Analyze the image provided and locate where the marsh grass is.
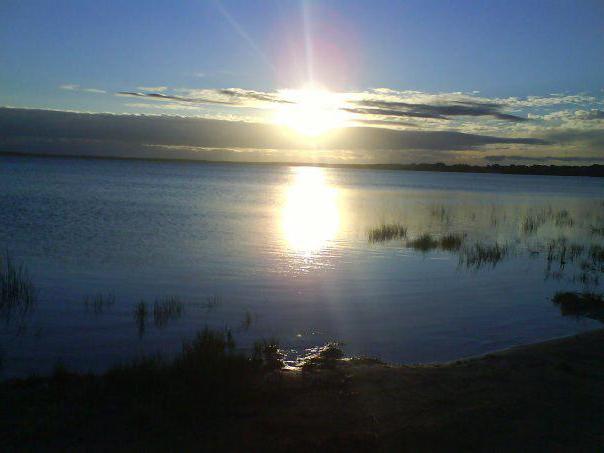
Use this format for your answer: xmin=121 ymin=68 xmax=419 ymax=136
xmin=133 ymin=300 xmax=148 ymax=337
xmin=521 ymin=207 xmax=575 ymax=235
xmin=0 ymin=252 xmax=36 ymax=324
xmin=552 ymin=291 xmax=604 ymax=320
xmin=521 ymin=212 xmax=548 ymax=234
xmin=407 ymin=233 xmax=439 ymax=251
xmin=546 ymin=238 xmax=586 ymax=271
xmin=368 ymin=223 xmax=407 ymax=243
xmin=240 ymin=309 xmax=254 ymax=331
xmin=101 ymin=327 xmax=276 ymax=421
xmin=203 ymin=294 xmax=221 ymax=310
xmin=0 ymin=253 xmax=36 ymax=311
xmin=153 ymin=296 xmax=184 ymax=328
xmin=406 ymin=232 xmax=465 ymax=252
xmin=252 ymin=338 xmax=284 ymax=370
xmin=553 ymin=209 xmax=574 ymax=227
xmin=591 ymin=226 xmax=604 ymax=237
xmin=590 ymin=245 xmax=604 ymax=265
xmin=430 ymin=205 xmax=451 ymax=224
xmin=84 ymin=293 xmax=115 ymax=314
xmin=439 ymin=233 xmax=466 ymax=251
xmin=459 ymin=243 xmax=508 ymax=269
xmin=299 ymin=342 xmax=344 ymax=370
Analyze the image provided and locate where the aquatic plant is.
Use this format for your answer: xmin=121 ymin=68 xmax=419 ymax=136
xmin=368 ymin=223 xmax=407 ymax=243
xmin=0 ymin=252 xmax=36 ymax=323
xmin=99 ymin=327 xmax=279 ymax=422
xmin=84 ymin=292 xmax=116 ymax=314
xmin=0 ymin=253 xmax=36 ymax=308
xmin=407 ymin=233 xmax=439 ymax=252
xmin=430 ymin=205 xmax=451 ymax=224
xmin=153 ymin=296 xmax=184 ymax=328
xmin=133 ymin=300 xmax=148 ymax=337
xmin=553 ymin=209 xmax=574 ymax=228
xmin=590 ymin=226 xmax=604 ymax=237
xmin=299 ymin=342 xmax=344 ymax=370
xmin=252 ymin=338 xmax=284 ymax=370
xmin=439 ymin=233 xmax=466 ymax=251
xmin=590 ymin=245 xmax=604 ymax=264
xmin=521 ymin=212 xmax=548 ymax=234
xmin=552 ymin=291 xmax=604 ymax=320
xmin=459 ymin=243 xmax=508 ymax=269
xmin=240 ymin=309 xmax=254 ymax=331
xmin=203 ymin=294 xmax=221 ymax=310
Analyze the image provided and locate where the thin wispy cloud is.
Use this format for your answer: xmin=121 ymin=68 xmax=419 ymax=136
xmin=59 ymin=84 xmax=106 ymax=94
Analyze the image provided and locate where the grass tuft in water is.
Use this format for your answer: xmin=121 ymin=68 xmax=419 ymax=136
xmin=521 ymin=212 xmax=547 ymax=234
xmin=84 ymin=293 xmax=116 ymax=314
xmin=459 ymin=243 xmax=508 ymax=269
xmin=133 ymin=300 xmax=148 ymax=337
xmin=407 ymin=233 xmax=439 ymax=252
xmin=0 ymin=252 xmax=36 ymax=325
xmin=368 ymin=223 xmax=407 ymax=243
xmin=590 ymin=226 xmax=604 ymax=237
xmin=439 ymin=233 xmax=466 ymax=251
xmin=552 ymin=292 xmax=604 ymax=319
xmin=0 ymin=252 xmax=36 ymax=310
xmin=153 ymin=296 xmax=184 ymax=328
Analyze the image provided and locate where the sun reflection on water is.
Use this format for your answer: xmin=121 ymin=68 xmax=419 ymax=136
xmin=281 ymin=167 xmax=340 ymax=257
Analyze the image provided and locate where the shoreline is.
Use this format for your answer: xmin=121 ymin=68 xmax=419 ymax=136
xmin=2 ymin=150 xmax=603 ymax=177
xmin=3 ymin=328 xmax=604 ymax=450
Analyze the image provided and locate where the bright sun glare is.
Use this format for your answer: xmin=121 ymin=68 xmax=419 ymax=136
xmin=274 ymin=86 xmax=347 ymax=137
xmin=281 ymin=167 xmax=339 ymax=255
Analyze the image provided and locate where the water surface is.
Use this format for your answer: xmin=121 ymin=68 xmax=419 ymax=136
xmin=1 ymin=156 xmax=603 ymax=377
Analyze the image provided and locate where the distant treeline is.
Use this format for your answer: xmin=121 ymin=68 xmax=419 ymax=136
xmin=1 ymin=151 xmax=603 ymax=177
xmin=341 ymin=162 xmax=604 ymax=177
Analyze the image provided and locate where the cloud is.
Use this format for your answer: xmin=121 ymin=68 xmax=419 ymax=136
xmin=59 ymin=84 xmax=106 ymax=94
xmin=136 ymin=86 xmax=168 ymax=92
xmin=0 ymin=107 xmax=546 ymax=160
xmin=347 ymin=99 xmax=527 ymax=122
xmin=485 ymin=155 xmax=604 ymax=163
xmin=116 ymin=91 xmax=235 ymax=105
xmin=116 ymin=88 xmax=291 ymax=107
xmin=579 ymin=110 xmax=604 ymax=120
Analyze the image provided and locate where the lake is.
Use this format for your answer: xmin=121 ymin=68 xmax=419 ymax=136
xmin=1 ymin=155 xmax=603 ymax=378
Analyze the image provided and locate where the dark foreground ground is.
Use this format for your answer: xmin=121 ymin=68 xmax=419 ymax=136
xmin=2 ymin=329 xmax=604 ymax=452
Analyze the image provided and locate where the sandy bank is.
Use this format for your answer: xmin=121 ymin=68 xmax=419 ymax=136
xmin=3 ymin=329 xmax=604 ymax=451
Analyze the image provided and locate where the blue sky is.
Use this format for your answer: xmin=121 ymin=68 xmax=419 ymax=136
xmin=1 ymin=0 xmax=603 ymax=164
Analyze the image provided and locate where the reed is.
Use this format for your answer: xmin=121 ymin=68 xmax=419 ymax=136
xmin=368 ymin=223 xmax=408 ymax=243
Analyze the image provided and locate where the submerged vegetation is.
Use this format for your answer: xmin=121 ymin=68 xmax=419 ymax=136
xmin=368 ymin=223 xmax=407 ymax=243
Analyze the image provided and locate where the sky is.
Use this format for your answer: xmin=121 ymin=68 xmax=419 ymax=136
xmin=1 ymin=0 xmax=603 ymax=165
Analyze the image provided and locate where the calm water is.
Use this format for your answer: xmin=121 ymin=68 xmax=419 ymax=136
xmin=1 ymin=156 xmax=603 ymax=378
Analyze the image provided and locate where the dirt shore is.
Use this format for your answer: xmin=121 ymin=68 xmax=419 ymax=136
xmin=3 ymin=330 xmax=604 ymax=451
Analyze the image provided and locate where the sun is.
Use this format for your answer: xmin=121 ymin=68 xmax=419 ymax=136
xmin=273 ymin=86 xmax=348 ymax=137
